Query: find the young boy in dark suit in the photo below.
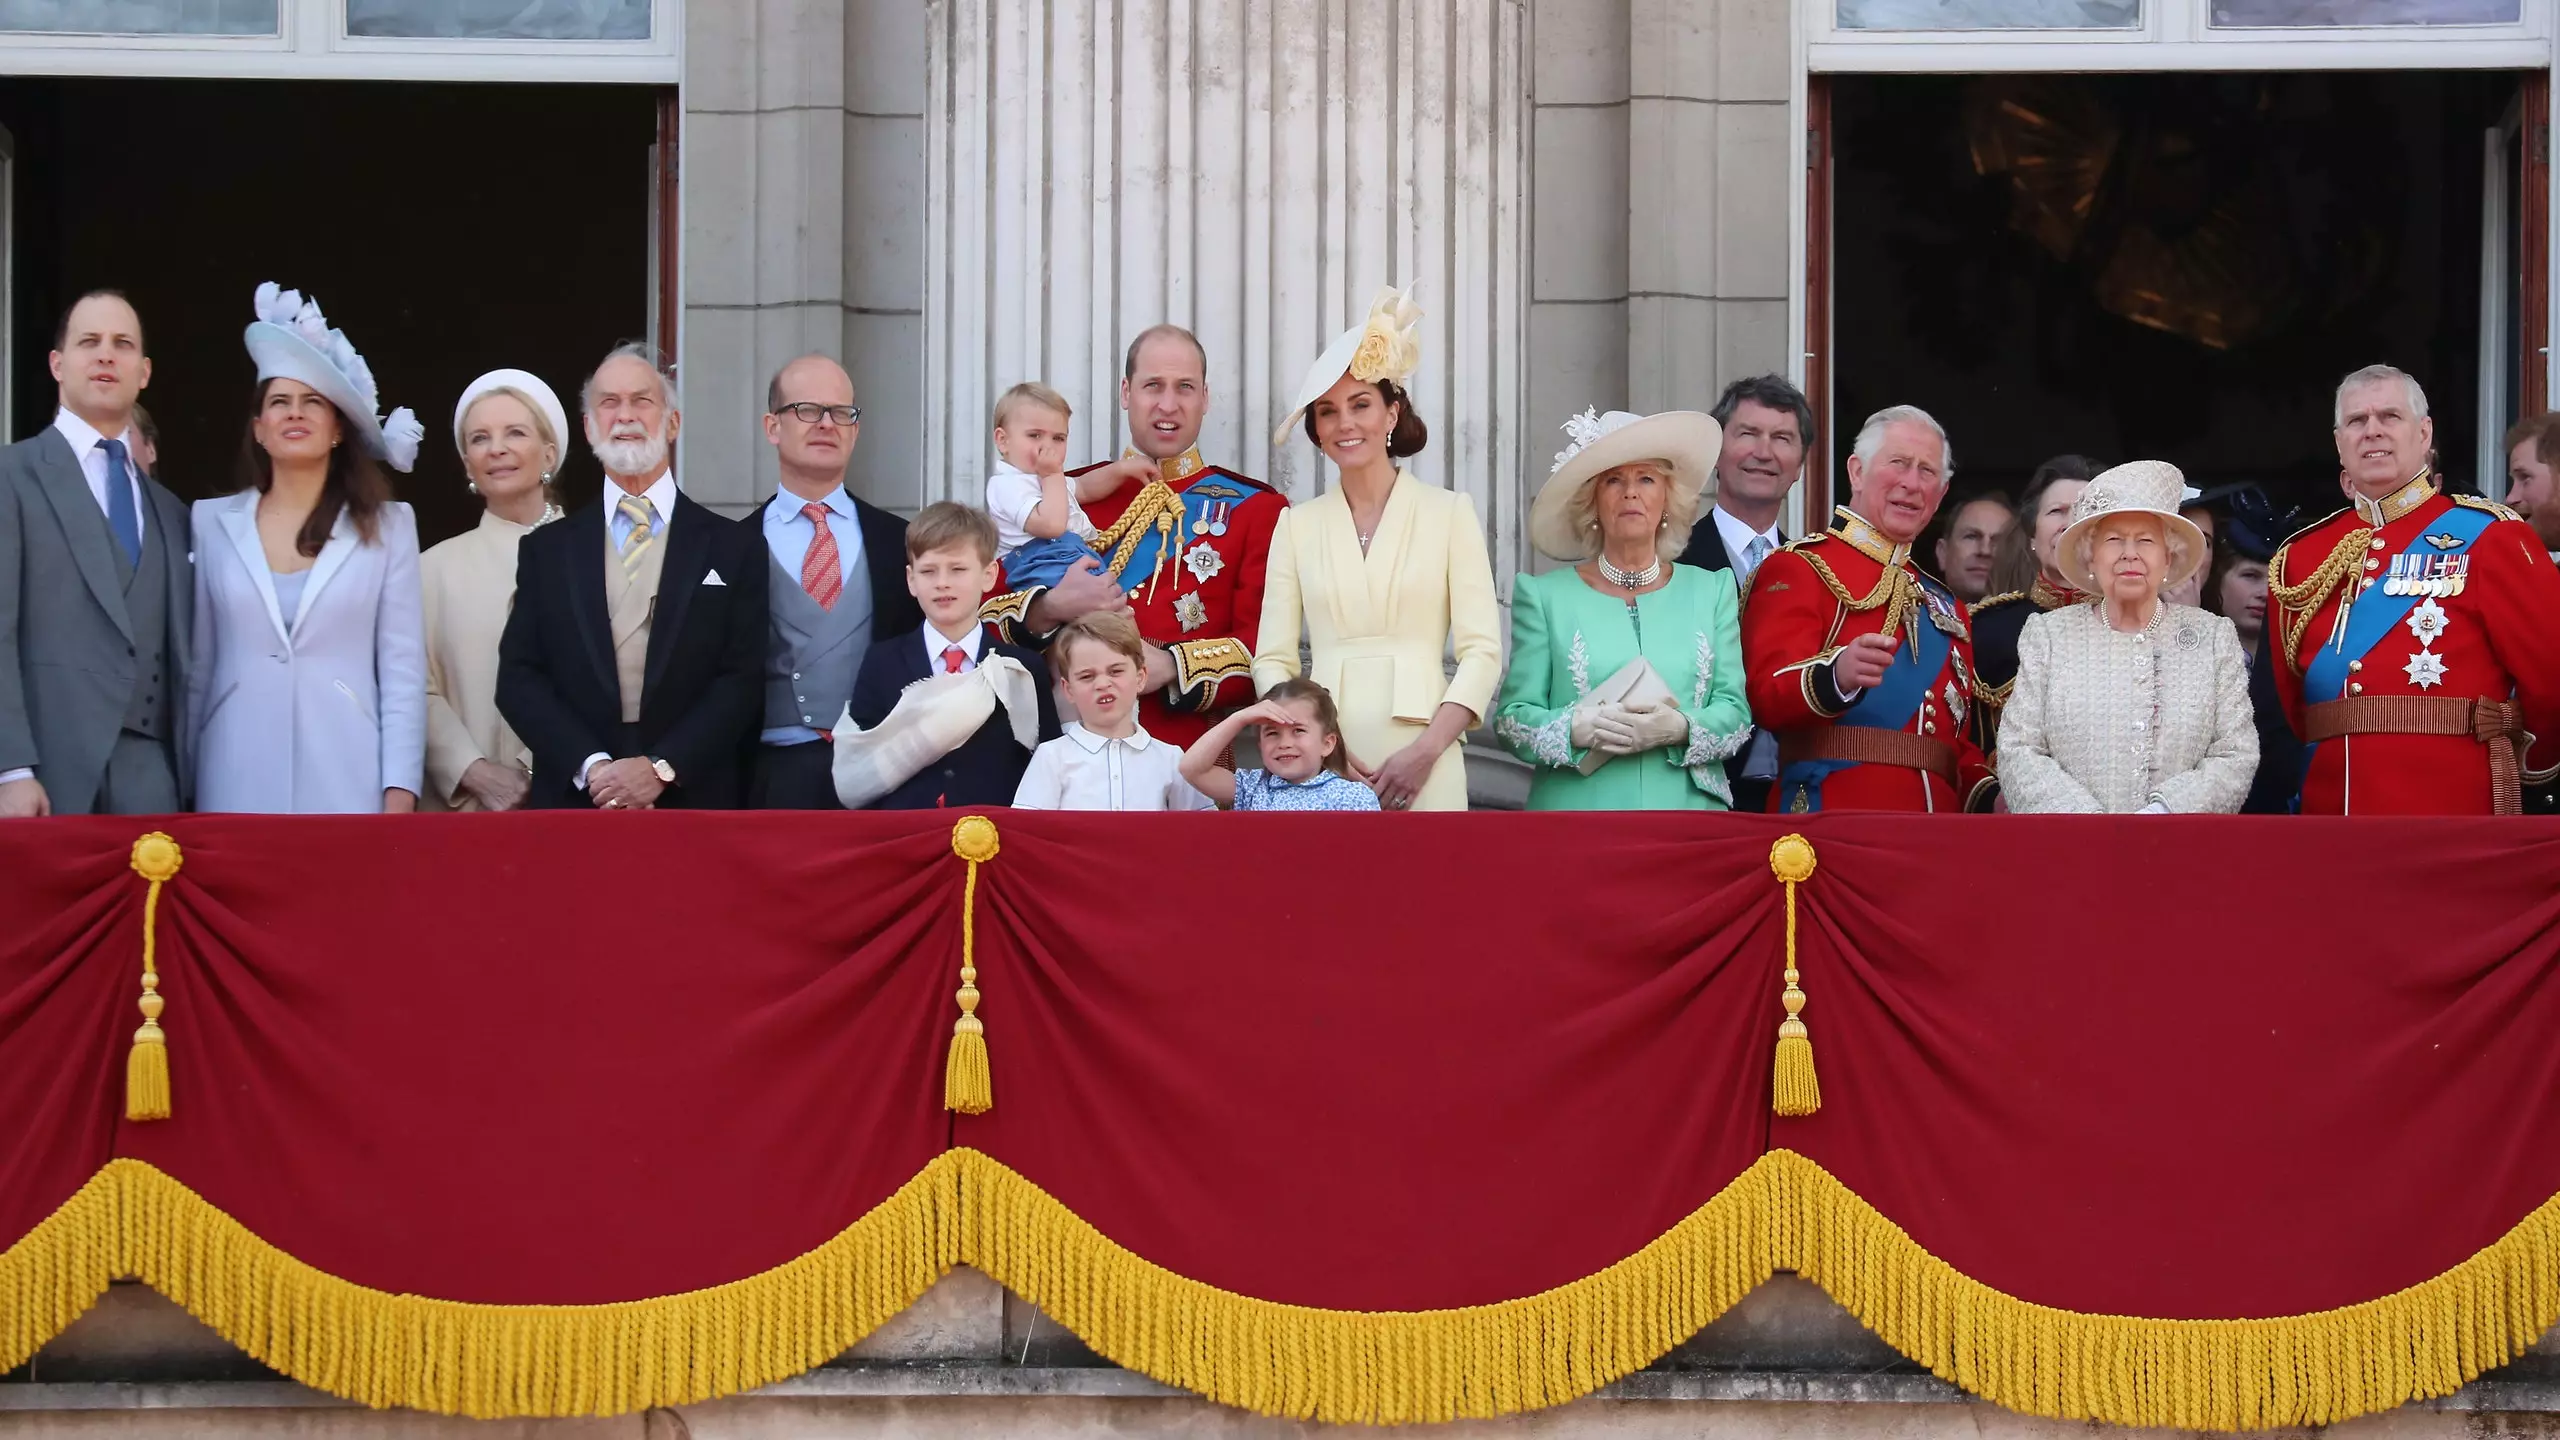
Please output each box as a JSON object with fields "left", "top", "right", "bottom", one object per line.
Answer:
{"left": 846, "top": 502, "right": 1058, "bottom": 808}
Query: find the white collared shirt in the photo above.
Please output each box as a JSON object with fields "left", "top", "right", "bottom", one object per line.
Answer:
{"left": 1711, "top": 505, "right": 1783, "bottom": 586}
{"left": 763, "top": 482, "right": 864, "bottom": 586}
{"left": 1012, "top": 723, "right": 1215, "bottom": 811}
{"left": 924, "top": 621, "right": 986, "bottom": 674}
{"left": 985, "top": 458, "right": 1095, "bottom": 553}
{"left": 53, "top": 407, "right": 146, "bottom": 541}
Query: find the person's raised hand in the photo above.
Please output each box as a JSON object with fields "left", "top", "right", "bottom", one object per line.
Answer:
{"left": 1831, "top": 631, "right": 1900, "bottom": 693}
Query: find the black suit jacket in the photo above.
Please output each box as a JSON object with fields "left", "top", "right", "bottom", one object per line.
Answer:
{"left": 498, "top": 489, "right": 769, "bottom": 809}
{"left": 847, "top": 624, "right": 1059, "bottom": 809}
{"left": 1675, "top": 510, "right": 1781, "bottom": 812}
{"left": 754, "top": 490, "right": 926, "bottom": 640}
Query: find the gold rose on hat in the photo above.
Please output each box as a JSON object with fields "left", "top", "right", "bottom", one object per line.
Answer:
{"left": 1274, "top": 283, "right": 1425, "bottom": 445}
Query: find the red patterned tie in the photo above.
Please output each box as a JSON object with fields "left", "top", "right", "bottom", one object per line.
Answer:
{"left": 942, "top": 645, "right": 967, "bottom": 674}
{"left": 800, "top": 503, "right": 842, "bottom": 610}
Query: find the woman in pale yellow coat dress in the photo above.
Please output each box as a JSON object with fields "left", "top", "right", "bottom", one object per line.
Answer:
{"left": 418, "top": 369, "right": 566, "bottom": 811}
{"left": 1252, "top": 288, "right": 1503, "bottom": 811}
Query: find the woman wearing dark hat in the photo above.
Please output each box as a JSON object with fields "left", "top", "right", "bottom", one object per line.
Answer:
{"left": 1997, "top": 461, "right": 2256, "bottom": 814}
{"left": 1492, "top": 406, "right": 1752, "bottom": 810}
{"left": 187, "top": 283, "right": 427, "bottom": 813}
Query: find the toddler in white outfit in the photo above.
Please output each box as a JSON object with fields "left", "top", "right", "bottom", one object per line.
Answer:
{"left": 984, "top": 382, "right": 1122, "bottom": 590}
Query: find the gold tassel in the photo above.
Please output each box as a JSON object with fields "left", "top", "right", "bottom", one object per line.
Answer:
{"left": 1769, "top": 833, "right": 1820, "bottom": 1117}
{"left": 125, "top": 832, "right": 183, "bottom": 1122}
{"left": 945, "top": 817, "right": 1000, "bottom": 1114}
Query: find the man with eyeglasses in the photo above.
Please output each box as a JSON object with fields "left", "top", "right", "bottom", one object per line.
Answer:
{"left": 748, "top": 354, "right": 926, "bottom": 808}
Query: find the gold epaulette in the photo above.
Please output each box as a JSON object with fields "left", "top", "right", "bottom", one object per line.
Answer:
{"left": 2453, "top": 494, "right": 2524, "bottom": 522}
{"left": 2266, "top": 515, "right": 2373, "bottom": 674}
{"left": 1970, "top": 590, "right": 2027, "bottom": 616}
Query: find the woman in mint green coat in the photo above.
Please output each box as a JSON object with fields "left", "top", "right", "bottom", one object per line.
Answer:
{"left": 1494, "top": 408, "right": 1752, "bottom": 810}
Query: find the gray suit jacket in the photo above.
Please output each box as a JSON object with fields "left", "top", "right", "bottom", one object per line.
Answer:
{"left": 0, "top": 426, "right": 194, "bottom": 811}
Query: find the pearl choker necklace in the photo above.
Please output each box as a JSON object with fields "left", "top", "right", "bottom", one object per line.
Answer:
{"left": 1598, "top": 554, "right": 1661, "bottom": 590}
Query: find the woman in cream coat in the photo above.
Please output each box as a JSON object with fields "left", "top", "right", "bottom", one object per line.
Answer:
{"left": 1998, "top": 460, "right": 2257, "bottom": 814}
{"left": 190, "top": 282, "right": 427, "bottom": 814}
{"left": 1252, "top": 288, "right": 1502, "bottom": 811}
{"left": 420, "top": 370, "right": 566, "bottom": 811}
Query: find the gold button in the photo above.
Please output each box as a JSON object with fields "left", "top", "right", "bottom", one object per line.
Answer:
{"left": 2350, "top": 683, "right": 2364, "bottom": 695}
{"left": 2366, "top": 559, "right": 2381, "bottom": 571}
{"left": 2370, "top": 537, "right": 2387, "bottom": 550}
{"left": 2348, "top": 660, "right": 2362, "bottom": 673}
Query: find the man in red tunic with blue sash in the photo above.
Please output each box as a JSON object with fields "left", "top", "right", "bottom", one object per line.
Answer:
{"left": 981, "top": 326, "right": 1285, "bottom": 748}
{"left": 1743, "top": 405, "right": 1996, "bottom": 813}
{"left": 2268, "top": 365, "right": 2560, "bottom": 814}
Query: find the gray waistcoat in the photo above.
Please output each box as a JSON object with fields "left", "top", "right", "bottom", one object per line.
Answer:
{"left": 111, "top": 513, "right": 173, "bottom": 740}
{"left": 764, "top": 543, "right": 875, "bottom": 735}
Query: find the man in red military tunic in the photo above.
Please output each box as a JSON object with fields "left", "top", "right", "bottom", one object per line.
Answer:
{"left": 1743, "top": 405, "right": 1996, "bottom": 813}
{"left": 2267, "top": 365, "right": 2560, "bottom": 814}
{"left": 982, "top": 326, "right": 1285, "bottom": 748}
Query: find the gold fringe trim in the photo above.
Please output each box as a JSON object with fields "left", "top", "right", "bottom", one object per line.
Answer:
{"left": 7, "top": 1149, "right": 2559, "bottom": 1427}
{"left": 1768, "top": 1148, "right": 2560, "bottom": 1430}
{"left": 1, "top": 1157, "right": 959, "bottom": 1417}
{"left": 948, "top": 1147, "right": 1785, "bottom": 1425}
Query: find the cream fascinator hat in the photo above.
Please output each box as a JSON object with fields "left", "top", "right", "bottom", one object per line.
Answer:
{"left": 2056, "top": 459, "right": 2209, "bottom": 595}
{"left": 452, "top": 369, "right": 571, "bottom": 471}
{"left": 1272, "top": 284, "right": 1425, "bottom": 445}
{"left": 243, "top": 282, "right": 423, "bottom": 472}
{"left": 1527, "top": 407, "right": 1722, "bottom": 562}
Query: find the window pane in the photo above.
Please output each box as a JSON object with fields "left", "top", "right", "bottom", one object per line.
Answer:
{"left": 2210, "top": 0, "right": 2516, "bottom": 22}
{"left": 345, "top": 0, "right": 649, "bottom": 39}
{"left": 0, "top": 0, "right": 275, "bottom": 33}
{"left": 1837, "top": 0, "right": 2139, "bottom": 27}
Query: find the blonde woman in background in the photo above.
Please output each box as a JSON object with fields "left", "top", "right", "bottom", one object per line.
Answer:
{"left": 420, "top": 369, "right": 567, "bottom": 811}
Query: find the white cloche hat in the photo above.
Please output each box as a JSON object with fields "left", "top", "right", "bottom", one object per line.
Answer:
{"left": 452, "top": 368, "right": 571, "bottom": 471}
{"left": 243, "top": 282, "right": 423, "bottom": 473}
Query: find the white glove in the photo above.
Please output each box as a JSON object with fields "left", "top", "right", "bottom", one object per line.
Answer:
{"left": 1568, "top": 702, "right": 1606, "bottom": 750}
{"left": 1583, "top": 702, "right": 1643, "bottom": 755}
{"left": 1619, "top": 701, "right": 1690, "bottom": 753}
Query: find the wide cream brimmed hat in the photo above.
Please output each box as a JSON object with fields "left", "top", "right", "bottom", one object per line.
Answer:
{"left": 243, "top": 282, "right": 422, "bottom": 472}
{"left": 2056, "top": 459, "right": 2209, "bottom": 595}
{"left": 1273, "top": 284, "right": 1424, "bottom": 445}
{"left": 1526, "top": 407, "right": 1722, "bottom": 561}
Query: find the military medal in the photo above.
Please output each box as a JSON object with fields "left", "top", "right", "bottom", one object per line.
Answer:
{"left": 1174, "top": 592, "right": 1208, "bottom": 632}
{"left": 1183, "top": 542, "right": 1225, "bottom": 585}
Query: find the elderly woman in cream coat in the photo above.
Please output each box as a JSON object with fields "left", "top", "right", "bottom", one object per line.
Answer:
{"left": 1997, "top": 460, "right": 2256, "bottom": 814}
{"left": 420, "top": 370, "right": 566, "bottom": 811}
{"left": 1253, "top": 287, "right": 1502, "bottom": 811}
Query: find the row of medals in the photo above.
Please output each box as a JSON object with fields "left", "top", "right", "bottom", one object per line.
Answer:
{"left": 2380, "top": 552, "right": 2469, "bottom": 598}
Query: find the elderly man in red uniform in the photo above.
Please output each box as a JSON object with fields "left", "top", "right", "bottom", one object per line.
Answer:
{"left": 982, "top": 326, "right": 1285, "bottom": 747}
{"left": 2267, "top": 365, "right": 2560, "bottom": 814}
{"left": 1743, "top": 404, "right": 1996, "bottom": 813}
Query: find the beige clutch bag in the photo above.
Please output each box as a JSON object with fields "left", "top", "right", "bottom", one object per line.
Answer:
{"left": 1577, "top": 657, "right": 1679, "bottom": 775}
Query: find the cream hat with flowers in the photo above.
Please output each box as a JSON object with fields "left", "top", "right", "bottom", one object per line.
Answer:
{"left": 1273, "top": 285, "right": 1424, "bottom": 445}
{"left": 1526, "top": 407, "right": 1722, "bottom": 562}
{"left": 2056, "top": 459, "right": 2209, "bottom": 595}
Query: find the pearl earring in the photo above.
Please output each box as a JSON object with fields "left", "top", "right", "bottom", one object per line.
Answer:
{"left": 467, "top": 481, "right": 480, "bottom": 495}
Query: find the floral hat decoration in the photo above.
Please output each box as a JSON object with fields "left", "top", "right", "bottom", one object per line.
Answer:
{"left": 243, "top": 282, "right": 424, "bottom": 473}
{"left": 1273, "top": 284, "right": 1425, "bottom": 445}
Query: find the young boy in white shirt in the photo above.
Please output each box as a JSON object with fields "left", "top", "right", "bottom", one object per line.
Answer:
{"left": 983, "top": 383, "right": 1145, "bottom": 591}
{"left": 1012, "top": 611, "right": 1214, "bottom": 811}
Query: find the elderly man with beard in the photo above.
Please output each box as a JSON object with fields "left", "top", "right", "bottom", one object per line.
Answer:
{"left": 497, "top": 343, "right": 767, "bottom": 809}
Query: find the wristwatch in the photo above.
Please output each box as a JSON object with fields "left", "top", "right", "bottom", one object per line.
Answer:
{"left": 649, "top": 757, "right": 676, "bottom": 785}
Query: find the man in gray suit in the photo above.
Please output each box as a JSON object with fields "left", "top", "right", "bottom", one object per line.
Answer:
{"left": 748, "top": 354, "right": 923, "bottom": 808}
{"left": 0, "top": 290, "right": 193, "bottom": 816}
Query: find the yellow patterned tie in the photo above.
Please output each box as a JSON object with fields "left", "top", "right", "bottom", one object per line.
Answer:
{"left": 616, "top": 494, "right": 657, "bottom": 578}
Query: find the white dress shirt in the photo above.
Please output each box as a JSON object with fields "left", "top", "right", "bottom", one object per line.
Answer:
{"left": 1012, "top": 723, "right": 1215, "bottom": 811}
{"left": 924, "top": 620, "right": 986, "bottom": 674}
{"left": 1711, "top": 504, "right": 1783, "bottom": 585}
{"left": 53, "top": 407, "right": 146, "bottom": 540}
{"left": 985, "top": 459, "right": 1095, "bottom": 553}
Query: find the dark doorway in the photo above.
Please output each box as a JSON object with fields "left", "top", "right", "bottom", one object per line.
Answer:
{"left": 1829, "top": 70, "right": 2528, "bottom": 517}
{"left": 0, "top": 78, "right": 660, "bottom": 547}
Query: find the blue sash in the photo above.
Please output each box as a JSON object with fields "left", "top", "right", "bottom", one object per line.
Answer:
{"left": 2301, "top": 505, "right": 2492, "bottom": 705}
{"left": 1779, "top": 600, "right": 1953, "bottom": 813}
{"left": 2291, "top": 504, "right": 2493, "bottom": 809}
{"left": 1102, "top": 477, "right": 1255, "bottom": 587}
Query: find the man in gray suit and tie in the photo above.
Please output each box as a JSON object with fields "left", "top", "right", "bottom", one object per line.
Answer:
{"left": 0, "top": 290, "right": 193, "bottom": 817}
